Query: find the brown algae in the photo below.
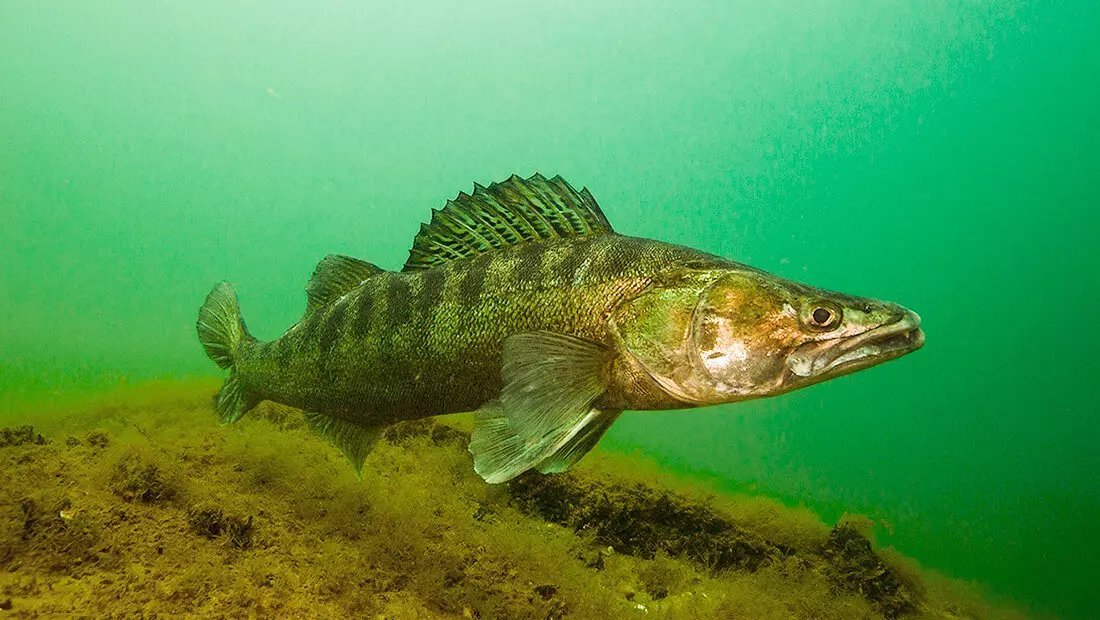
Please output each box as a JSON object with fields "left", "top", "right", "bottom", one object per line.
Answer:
{"left": 0, "top": 382, "right": 1027, "bottom": 618}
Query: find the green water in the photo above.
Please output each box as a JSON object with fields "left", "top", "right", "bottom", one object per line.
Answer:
{"left": 2, "top": 2, "right": 1096, "bottom": 617}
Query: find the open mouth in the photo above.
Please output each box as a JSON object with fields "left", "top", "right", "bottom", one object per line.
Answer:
{"left": 789, "top": 312, "right": 924, "bottom": 380}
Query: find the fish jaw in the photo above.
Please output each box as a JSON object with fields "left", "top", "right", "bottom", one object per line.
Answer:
{"left": 785, "top": 310, "right": 924, "bottom": 385}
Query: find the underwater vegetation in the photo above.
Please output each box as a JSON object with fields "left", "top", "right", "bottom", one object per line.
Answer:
{"left": 0, "top": 382, "right": 1028, "bottom": 619}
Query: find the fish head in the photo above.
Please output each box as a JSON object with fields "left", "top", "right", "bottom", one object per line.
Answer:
{"left": 615, "top": 268, "right": 924, "bottom": 405}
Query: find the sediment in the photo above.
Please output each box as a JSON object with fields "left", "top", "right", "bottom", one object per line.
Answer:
{"left": 0, "top": 385, "right": 1022, "bottom": 618}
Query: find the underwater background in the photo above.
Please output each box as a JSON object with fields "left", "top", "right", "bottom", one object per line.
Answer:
{"left": 1, "top": 1, "right": 1096, "bottom": 618}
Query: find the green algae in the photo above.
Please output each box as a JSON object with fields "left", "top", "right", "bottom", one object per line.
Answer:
{"left": 0, "top": 382, "right": 1030, "bottom": 618}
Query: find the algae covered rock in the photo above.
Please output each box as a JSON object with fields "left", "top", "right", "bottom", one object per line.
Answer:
{"left": 0, "top": 426, "right": 47, "bottom": 448}
{"left": 507, "top": 470, "right": 785, "bottom": 572}
{"left": 0, "top": 386, "right": 1024, "bottom": 619}
{"left": 823, "top": 522, "right": 918, "bottom": 619}
{"left": 186, "top": 505, "right": 254, "bottom": 550}
{"left": 6, "top": 493, "right": 109, "bottom": 575}
{"left": 107, "top": 448, "right": 177, "bottom": 503}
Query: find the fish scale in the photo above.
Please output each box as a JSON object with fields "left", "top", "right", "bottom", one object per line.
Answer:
{"left": 244, "top": 233, "right": 718, "bottom": 423}
{"left": 197, "top": 173, "right": 923, "bottom": 481}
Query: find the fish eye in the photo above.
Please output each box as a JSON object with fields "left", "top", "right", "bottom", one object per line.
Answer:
{"left": 807, "top": 305, "right": 841, "bottom": 330}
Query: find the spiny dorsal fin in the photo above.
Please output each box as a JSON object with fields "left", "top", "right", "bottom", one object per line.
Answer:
{"left": 305, "top": 255, "right": 384, "bottom": 315}
{"left": 402, "top": 173, "right": 614, "bottom": 272}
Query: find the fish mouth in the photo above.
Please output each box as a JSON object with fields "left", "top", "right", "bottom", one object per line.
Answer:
{"left": 788, "top": 311, "right": 924, "bottom": 381}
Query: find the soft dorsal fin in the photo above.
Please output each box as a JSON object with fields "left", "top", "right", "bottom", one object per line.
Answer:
{"left": 402, "top": 173, "right": 614, "bottom": 272}
{"left": 305, "top": 254, "right": 384, "bottom": 315}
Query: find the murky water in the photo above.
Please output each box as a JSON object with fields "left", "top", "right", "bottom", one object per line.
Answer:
{"left": 2, "top": 2, "right": 1096, "bottom": 617}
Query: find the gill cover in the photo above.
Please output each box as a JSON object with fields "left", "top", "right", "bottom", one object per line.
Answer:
{"left": 611, "top": 269, "right": 726, "bottom": 405}
{"left": 615, "top": 266, "right": 924, "bottom": 407}
{"left": 689, "top": 271, "right": 796, "bottom": 398}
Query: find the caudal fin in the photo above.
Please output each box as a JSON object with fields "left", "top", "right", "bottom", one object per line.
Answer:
{"left": 197, "top": 282, "right": 258, "bottom": 424}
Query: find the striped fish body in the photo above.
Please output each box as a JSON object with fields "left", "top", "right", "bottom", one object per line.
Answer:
{"left": 239, "top": 233, "right": 729, "bottom": 425}
{"left": 197, "top": 173, "right": 923, "bottom": 482}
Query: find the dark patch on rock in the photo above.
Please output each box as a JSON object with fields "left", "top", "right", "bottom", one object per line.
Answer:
{"left": 429, "top": 424, "right": 467, "bottom": 447}
{"left": 255, "top": 402, "right": 306, "bottom": 431}
{"left": 472, "top": 503, "right": 495, "bottom": 523}
{"left": 84, "top": 431, "right": 110, "bottom": 449}
{"left": 0, "top": 426, "right": 47, "bottom": 447}
{"left": 187, "top": 507, "right": 254, "bottom": 550}
{"left": 0, "top": 597, "right": 11, "bottom": 610}
{"left": 443, "top": 568, "right": 465, "bottom": 588}
{"left": 382, "top": 419, "right": 435, "bottom": 446}
{"left": 507, "top": 472, "right": 784, "bottom": 572}
{"left": 383, "top": 420, "right": 469, "bottom": 449}
{"left": 19, "top": 496, "right": 74, "bottom": 542}
{"left": 544, "top": 599, "right": 567, "bottom": 620}
{"left": 582, "top": 547, "right": 610, "bottom": 570}
{"left": 534, "top": 583, "right": 558, "bottom": 600}
{"left": 109, "top": 455, "right": 175, "bottom": 503}
{"left": 822, "top": 523, "right": 917, "bottom": 619}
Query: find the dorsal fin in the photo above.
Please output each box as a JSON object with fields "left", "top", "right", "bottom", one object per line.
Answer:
{"left": 402, "top": 173, "right": 614, "bottom": 272}
{"left": 305, "top": 255, "right": 384, "bottom": 315}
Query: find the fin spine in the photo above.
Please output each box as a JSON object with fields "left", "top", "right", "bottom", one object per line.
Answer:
{"left": 403, "top": 173, "right": 614, "bottom": 272}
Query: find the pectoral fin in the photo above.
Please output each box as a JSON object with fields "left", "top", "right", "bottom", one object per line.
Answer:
{"left": 470, "top": 331, "right": 616, "bottom": 483}
{"left": 469, "top": 401, "right": 534, "bottom": 483}
{"left": 536, "top": 409, "right": 622, "bottom": 474}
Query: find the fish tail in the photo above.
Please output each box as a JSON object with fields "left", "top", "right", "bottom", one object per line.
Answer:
{"left": 197, "top": 282, "right": 258, "bottom": 424}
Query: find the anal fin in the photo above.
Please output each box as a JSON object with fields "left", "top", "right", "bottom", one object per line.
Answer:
{"left": 304, "top": 411, "right": 384, "bottom": 477}
{"left": 216, "top": 369, "right": 260, "bottom": 425}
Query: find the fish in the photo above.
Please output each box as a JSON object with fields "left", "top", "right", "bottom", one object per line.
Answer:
{"left": 196, "top": 173, "right": 924, "bottom": 483}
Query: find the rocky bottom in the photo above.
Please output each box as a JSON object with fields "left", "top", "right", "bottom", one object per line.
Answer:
{"left": 0, "top": 382, "right": 1024, "bottom": 619}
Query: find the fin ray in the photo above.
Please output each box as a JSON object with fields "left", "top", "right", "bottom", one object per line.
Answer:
{"left": 304, "top": 411, "right": 384, "bottom": 476}
{"left": 536, "top": 410, "right": 622, "bottom": 474}
{"left": 197, "top": 282, "right": 261, "bottom": 424}
{"left": 215, "top": 369, "right": 260, "bottom": 425}
{"left": 305, "top": 255, "right": 384, "bottom": 316}
{"left": 470, "top": 405, "right": 621, "bottom": 483}
{"left": 470, "top": 331, "right": 613, "bottom": 483}
{"left": 403, "top": 174, "right": 614, "bottom": 272}
{"left": 469, "top": 401, "right": 532, "bottom": 484}
{"left": 197, "top": 281, "right": 248, "bottom": 369}
{"left": 500, "top": 331, "right": 611, "bottom": 442}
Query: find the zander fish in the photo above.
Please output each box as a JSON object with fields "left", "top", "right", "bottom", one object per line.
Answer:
{"left": 196, "top": 174, "right": 924, "bottom": 482}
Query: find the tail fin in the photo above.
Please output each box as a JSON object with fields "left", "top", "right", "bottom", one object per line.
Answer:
{"left": 197, "top": 282, "right": 258, "bottom": 424}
